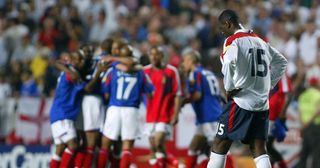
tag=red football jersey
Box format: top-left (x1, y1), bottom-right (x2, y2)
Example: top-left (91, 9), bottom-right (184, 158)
top-left (269, 75), bottom-right (292, 121)
top-left (143, 64), bottom-right (182, 123)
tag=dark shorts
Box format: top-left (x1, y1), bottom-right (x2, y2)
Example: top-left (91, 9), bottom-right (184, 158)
top-left (216, 100), bottom-right (269, 144)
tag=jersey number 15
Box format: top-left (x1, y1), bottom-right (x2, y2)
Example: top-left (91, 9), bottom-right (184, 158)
top-left (249, 48), bottom-right (268, 77)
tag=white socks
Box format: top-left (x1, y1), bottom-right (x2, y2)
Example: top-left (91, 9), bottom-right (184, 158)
top-left (207, 152), bottom-right (226, 168)
top-left (254, 154), bottom-right (271, 168)
top-left (52, 153), bottom-right (61, 161)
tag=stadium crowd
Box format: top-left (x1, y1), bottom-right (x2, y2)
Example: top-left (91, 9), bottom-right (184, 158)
top-left (0, 0), bottom-right (320, 168)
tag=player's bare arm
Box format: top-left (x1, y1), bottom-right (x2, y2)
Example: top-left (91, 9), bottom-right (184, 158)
top-left (84, 62), bottom-right (109, 92)
top-left (55, 61), bottom-right (81, 81)
top-left (170, 96), bottom-right (182, 125)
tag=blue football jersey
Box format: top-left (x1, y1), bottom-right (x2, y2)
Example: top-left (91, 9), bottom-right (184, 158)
top-left (50, 72), bottom-right (86, 123)
top-left (187, 66), bottom-right (222, 124)
top-left (84, 53), bottom-right (110, 95)
top-left (102, 68), bottom-right (154, 108)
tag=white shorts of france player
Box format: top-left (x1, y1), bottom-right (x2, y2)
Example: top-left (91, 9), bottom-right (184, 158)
top-left (144, 122), bottom-right (173, 140)
top-left (102, 106), bottom-right (139, 141)
top-left (195, 122), bottom-right (218, 142)
top-left (82, 95), bottom-right (105, 131)
top-left (51, 119), bottom-right (77, 145)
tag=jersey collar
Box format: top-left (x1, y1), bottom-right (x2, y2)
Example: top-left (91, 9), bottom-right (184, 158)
top-left (234, 29), bottom-right (253, 34)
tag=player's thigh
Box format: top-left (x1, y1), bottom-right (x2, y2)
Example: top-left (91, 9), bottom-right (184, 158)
top-left (245, 111), bottom-right (269, 144)
top-left (102, 106), bottom-right (121, 141)
top-left (122, 140), bottom-right (135, 150)
top-left (189, 134), bottom-right (207, 152)
top-left (121, 107), bottom-right (139, 141)
top-left (82, 95), bottom-right (104, 131)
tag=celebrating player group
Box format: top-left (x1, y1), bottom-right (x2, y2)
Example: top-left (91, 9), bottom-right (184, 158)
top-left (49, 9), bottom-right (288, 168)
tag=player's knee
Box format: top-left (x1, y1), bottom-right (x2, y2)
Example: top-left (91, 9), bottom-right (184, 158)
top-left (211, 138), bottom-right (231, 155)
top-left (67, 139), bottom-right (78, 150)
top-left (250, 140), bottom-right (267, 157)
top-left (55, 145), bottom-right (65, 155)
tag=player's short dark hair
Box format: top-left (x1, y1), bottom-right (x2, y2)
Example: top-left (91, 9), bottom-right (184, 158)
top-left (150, 46), bottom-right (164, 56)
top-left (101, 38), bottom-right (113, 54)
top-left (218, 9), bottom-right (240, 26)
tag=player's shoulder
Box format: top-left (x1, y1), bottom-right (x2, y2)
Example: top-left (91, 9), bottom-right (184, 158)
top-left (224, 31), bottom-right (260, 47)
top-left (166, 64), bottom-right (179, 73)
top-left (143, 64), bottom-right (152, 71)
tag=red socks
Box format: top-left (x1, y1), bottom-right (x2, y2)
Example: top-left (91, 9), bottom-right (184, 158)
top-left (156, 152), bottom-right (166, 168)
top-left (59, 148), bottom-right (75, 168)
top-left (111, 154), bottom-right (121, 168)
top-left (166, 153), bottom-right (179, 168)
top-left (185, 150), bottom-right (197, 168)
top-left (225, 154), bottom-right (234, 168)
top-left (83, 147), bottom-right (94, 168)
top-left (74, 150), bottom-right (85, 168)
top-left (97, 149), bottom-right (109, 168)
top-left (50, 154), bottom-right (61, 168)
top-left (120, 150), bottom-right (132, 168)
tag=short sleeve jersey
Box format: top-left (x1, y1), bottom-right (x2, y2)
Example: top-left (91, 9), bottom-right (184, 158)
top-left (50, 72), bottom-right (85, 123)
top-left (102, 68), bottom-right (154, 108)
top-left (187, 66), bottom-right (222, 124)
top-left (143, 64), bottom-right (182, 123)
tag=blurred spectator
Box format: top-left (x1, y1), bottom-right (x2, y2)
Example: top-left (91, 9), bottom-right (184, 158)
top-left (8, 61), bottom-right (23, 97)
top-left (20, 69), bottom-right (39, 97)
top-left (30, 47), bottom-right (50, 80)
top-left (252, 2), bottom-right (272, 36)
top-left (298, 77), bottom-right (320, 168)
top-left (11, 34), bottom-right (36, 63)
top-left (88, 1), bottom-right (118, 43)
top-left (0, 72), bottom-right (11, 142)
top-left (0, 72), bottom-right (11, 101)
top-left (2, 17), bottom-right (29, 60)
top-left (197, 11), bottom-right (224, 51)
top-left (17, 4), bottom-right (36, 33)
top-left (38, 17), bottom-right (59, 49)
top-left (298, 18), bottom-right (320, 67)
top-left (168, 12), bottom-right (196, 47)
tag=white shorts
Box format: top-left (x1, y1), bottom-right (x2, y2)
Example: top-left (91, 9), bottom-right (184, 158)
top-left (51, 119), bottom-right (77, 145)
top-left (102, 106), bottom-right (139, 141)
top-left (144, 122), bottom-right (173, 140)
top-left (195, 122), bottom-right (218, 142)
top-left (82, 95), bottom-right (104, 131)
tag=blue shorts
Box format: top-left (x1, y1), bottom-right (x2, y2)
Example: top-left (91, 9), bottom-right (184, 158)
top-left (216, 100), bottom-right (269, 144)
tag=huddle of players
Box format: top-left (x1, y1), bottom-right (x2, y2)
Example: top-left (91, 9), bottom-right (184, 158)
top-left (49, 8), bottom-right (291, 167)
top-left (48, 37), bottom-right (226, 168)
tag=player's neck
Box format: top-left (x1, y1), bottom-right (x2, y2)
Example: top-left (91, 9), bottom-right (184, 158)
top-left (152, 63), bottom-right (165, 69)
top-left (191, 64), bottom-right (198, 71)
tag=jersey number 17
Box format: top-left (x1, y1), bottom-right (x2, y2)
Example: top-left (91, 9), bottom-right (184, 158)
top-left (116, 76), bottom-right (137, 100)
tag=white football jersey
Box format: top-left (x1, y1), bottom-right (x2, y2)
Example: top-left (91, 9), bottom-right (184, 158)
top-left (221, 29), bottom-right (287, 111)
